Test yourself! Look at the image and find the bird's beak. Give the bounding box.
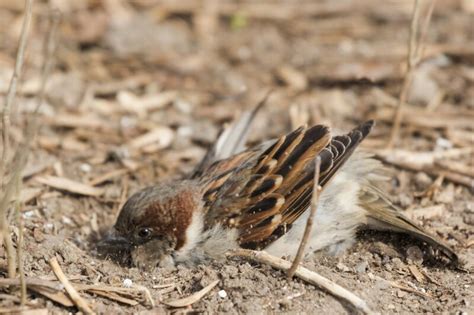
[97,229,131,251]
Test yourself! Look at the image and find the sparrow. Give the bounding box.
[100,106,457,269]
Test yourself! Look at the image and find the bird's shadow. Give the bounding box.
[356,230,460,270]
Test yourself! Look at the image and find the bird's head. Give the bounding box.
[99,181,203,269]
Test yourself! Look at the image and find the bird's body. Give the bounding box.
[102,116,457,269]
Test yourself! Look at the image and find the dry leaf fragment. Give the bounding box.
[29,286,74,308]
[435,160,474,178]
[405,205,445,220]
[408,265,426,283]
[19,187,43,203]
[117,90,177,115]
[277,65,308,91]
[377,148,472,169]
[46,114,108,130]
[128,127,174,151]
[162,280,219,308]
[36,175,104,197]
[12,309,49,315]
[89,289,139,306]
[88,168,128,186]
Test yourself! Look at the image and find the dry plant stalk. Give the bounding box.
[17,216,26,305]
[231,249,374,315]
[49,257,96,315]
[387,0,436,148]
[0,0,34,279]
[287,156,321,279]
[0,0,33,179]
[0,3,59,298]
[162,280,219,307]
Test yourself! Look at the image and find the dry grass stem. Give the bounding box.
[49,257,96,315]
[29,9,60,126]
[0,0,33,181]
[387,0,436,148]
[0,277,154,308]
[35,176,105,197]
[162,280,219,308]
[287,156,321,279]
[0,0,34,280]
[16,216,26,305]
[1,3,59,282]
[231,249,374,314]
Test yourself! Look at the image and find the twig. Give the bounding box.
[0,150,28,278]
[435,160,474,178]
[0,0,33,182]
[231,249,374,314]
[287,156,321,279]
[417,0,436,60]
[389,281,431,299]
[13,132,26,304]
[387,0,436,148]
[377,154,473,189]
[49,257,96,315]
[17,216,26,305]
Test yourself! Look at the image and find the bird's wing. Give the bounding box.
[200,121,375,249]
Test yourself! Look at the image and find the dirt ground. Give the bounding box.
[0,0,473,314]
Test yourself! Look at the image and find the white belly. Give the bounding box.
[265,168,367,258]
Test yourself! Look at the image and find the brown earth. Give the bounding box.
[0,0,472,314]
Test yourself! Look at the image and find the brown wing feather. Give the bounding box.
[201,121,375,249]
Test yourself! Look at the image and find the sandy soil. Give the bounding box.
[0,0,472,314]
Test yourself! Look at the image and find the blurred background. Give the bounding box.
[0,0,472,313]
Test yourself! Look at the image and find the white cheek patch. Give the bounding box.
[173,210,239,264]
[174,210,204,261]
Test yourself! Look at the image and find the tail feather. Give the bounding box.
[359,175,458,263]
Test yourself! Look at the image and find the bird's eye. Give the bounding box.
[137,227,152,239]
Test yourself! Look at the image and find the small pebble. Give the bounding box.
[62,216,73,225]
[120,116,137,129]
[23,211,36,218]
[79,163,92,173]
[218,290,227,298]
[336,262,350,272]
[33,228,45,243]
[369,242,400,259]
[397,289,407,298]
[435,137,452,150]
[174,99,193,114]
[398,193,413,208]
[355,261,369,274]
[177,126,193,138]
[435,184,455,204]
[392,257,404,269]
[123,278,133,288]
[414,172,432,189]
[406,246,424,264]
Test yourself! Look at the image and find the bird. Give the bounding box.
[99,106,457,270]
